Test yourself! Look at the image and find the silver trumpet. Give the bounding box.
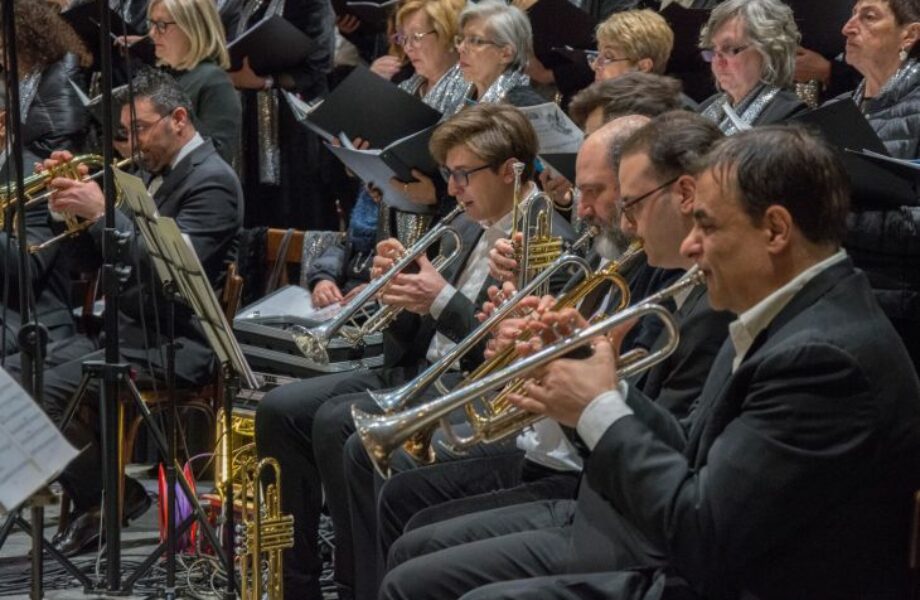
[293,204,465,364]
[367,226,596,413]
[353,265,706,477]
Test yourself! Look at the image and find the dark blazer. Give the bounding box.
[85,139,243,384]
[385,208,577,374]
[585,258,920,600]
[175,62,242,164]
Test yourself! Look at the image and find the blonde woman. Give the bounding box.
[147,0,241,161]
[593,9,674,81]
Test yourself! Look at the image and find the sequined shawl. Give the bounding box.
[701,83,781,135]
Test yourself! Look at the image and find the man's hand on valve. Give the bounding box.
[378,254,446,315]
[482,291,557,359]
[371,238,405,291]
[488,232,522,282]
[43,150,104,222]
[504,308,619,428]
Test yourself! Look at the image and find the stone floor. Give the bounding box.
[0,468,337,599]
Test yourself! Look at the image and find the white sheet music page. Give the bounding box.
[0,367,78,514]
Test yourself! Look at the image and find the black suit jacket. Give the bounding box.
[84,139,243,384]
[585,258,920,600]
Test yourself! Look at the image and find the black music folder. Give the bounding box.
[540,153,577,183]
[794,99,919,208]
[528,0,596,70]
[61,2,154,66]
[659,5,715,102]
[228,15,312,74]
[332,0,398,34]
[302,66,443,148]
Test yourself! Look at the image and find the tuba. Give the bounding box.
[354,265,705,477]
[293,204,465,364]
[236,457,295,600]
[398,240,644,464]
[0,154,134,253]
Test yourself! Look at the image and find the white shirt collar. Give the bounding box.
[170,132,205,170]
[729,249,847,371]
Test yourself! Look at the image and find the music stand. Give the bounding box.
[112,167,259,598]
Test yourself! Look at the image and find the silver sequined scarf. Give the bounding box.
[701,83,780,135]
[399,63,472,118]
[476,69,531,104]
[238,0,285,184]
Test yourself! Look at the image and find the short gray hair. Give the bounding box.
[460,0,533,71]
[699,0,800,89]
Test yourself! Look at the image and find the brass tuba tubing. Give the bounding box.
[367,227,596,414]
[293,204,465,364]
[352,266,705,477]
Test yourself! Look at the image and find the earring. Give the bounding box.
[900,48,909,62]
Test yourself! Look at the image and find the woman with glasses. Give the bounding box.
[838,0,920,372]
[592,9,674,83]
[698,0,806,134]
[146,0,241,163]
[455,0,544,106]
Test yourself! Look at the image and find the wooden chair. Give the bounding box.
[265,228,305,293]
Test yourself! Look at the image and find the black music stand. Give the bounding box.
[113,167,260,598]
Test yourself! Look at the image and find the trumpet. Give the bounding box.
[236,457,294,600]
[395,240,643,464]
[353,265,705,477]
[0,154,134,253]
[368,226,598,415]
[293,204,465,364]
[509,162,564,290]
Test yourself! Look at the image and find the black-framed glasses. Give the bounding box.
[392,30,437,48]
[133,112,170,135]
[439,163,492,186]
[454,34,502,51]
[617,176,679,216]
[701,44,751,63]
[590,52,632,69]
[147,19,177,34]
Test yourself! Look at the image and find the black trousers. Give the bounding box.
[254,367,406,600]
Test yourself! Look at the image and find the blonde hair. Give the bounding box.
[396,0,465,54]
[596,9,674,75]
[149,0,229,70]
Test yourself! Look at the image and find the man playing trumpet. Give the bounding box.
[462,126,920,599]
[254,102,575,600]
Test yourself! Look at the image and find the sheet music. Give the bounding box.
[0,368,78,513]
[519,102,584,154]
[325,143,426,213]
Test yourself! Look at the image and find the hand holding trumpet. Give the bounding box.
[372,237,447,315]
[42,150,105,222]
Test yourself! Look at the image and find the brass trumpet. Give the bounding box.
[353,265,705,477]
[398,240,643,464]
[236,457,294,600]
[293,204,465,364]
[0,154,134,253]
[509,161,564,290]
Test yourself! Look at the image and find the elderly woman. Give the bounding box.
[456,0,543,106]
[698,0,806,133]
[593,9,674,81]
[311,0,469,309]
[0,2,88,354]
[839,0,920,371]
[147,0,241,162]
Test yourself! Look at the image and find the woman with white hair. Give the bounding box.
[147,0,241,162]
[456,0,543,106]
[698,0,806,133]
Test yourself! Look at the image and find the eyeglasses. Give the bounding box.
[147,19,177,34]
[701,44,751,63]
[616,176,679,216]
[454,34,502,51]
[133,113,170,135]
[439,163,492,186]
[391,30,436,48]
[589,52,632,69]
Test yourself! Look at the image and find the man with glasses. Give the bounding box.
[253,102,575,600]
[377,111,732,600]
[29,68,243,556]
